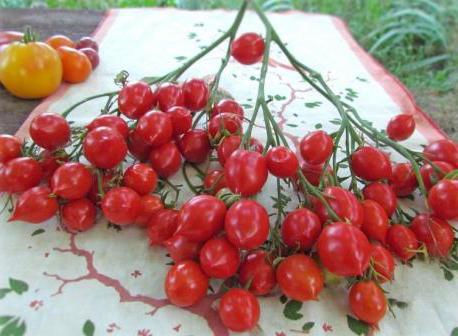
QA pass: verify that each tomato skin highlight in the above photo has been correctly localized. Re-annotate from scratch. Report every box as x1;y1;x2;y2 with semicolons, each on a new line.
156;82;185;112
182;78;209;111
350;146;392;181
9;186;58;223
61;198;96;232
386;224;419;261
386;114;415;141
83;126;127;169
362;182;397;217
136;111;173;147
218;288;260;332
101;187;141;225
30;113;70;151
428;179;458;220
281;208;321;250
149;142;182;178
239;250;276;296
3;157;42;193
199;237;240;279
349;280;387;324
300;130;333;165
50;162;93;200
118;81;155;120
231;33;265;65
360;200;389;243
266;146;299;178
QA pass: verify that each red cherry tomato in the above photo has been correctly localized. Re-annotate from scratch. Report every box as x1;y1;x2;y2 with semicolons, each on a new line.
127;129;152;162
135;111;173;147
29;113;70;151
420;161;454;190
371;244;395;283
166;106;192;136
239;250;276;296
362;182;397;217
350;146;392;181
349;280;387;324
175;195;226;242
164;235;202;262
231;33;265;65
156;82;184;112
428;179;458;220
266;146;299;178
123;163;158;195
300;130;333;165
101;187;141;225
411;213;454;257
203;169;227;195
276;254;324;301
61;198;96;232
218;288;260;332
79;47;99;69
317;222;372;276
224;149;268;197
50;162;93;200
389;163;417;197
211;99;244;119
199;237;240;279
182;78;209;111
386;224;419;261
361;200;389;243
9;186;58;223
75;36;98;52
0;135;22;163
3;157;42;193
423;139;458;168
386;114;415;141
87;171;113;204
83;126;127;169
281;208;321;250
118;81;155;119
86;115;129;138
134;194;163;227
177;129;211;163
312;186;364;227
208;113;242;140
38;149;68;182
149;142;182;178
217;135;263;166
300;162;333;187
0;164;6;192
147;208;179;245
164;260;208;307
225;199;269;249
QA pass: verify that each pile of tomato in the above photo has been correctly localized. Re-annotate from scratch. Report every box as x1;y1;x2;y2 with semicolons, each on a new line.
0;31;458;333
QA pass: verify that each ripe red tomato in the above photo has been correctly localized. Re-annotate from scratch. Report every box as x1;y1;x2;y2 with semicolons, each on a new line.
420;161;454;190
389;163;418;197
281;208;321;250
87;171;113;204
217;135;263;166
182;78;209;111
0;134;22;163
225;199;269;249
166;106;192;136
175;195;226;242
118;81;155;119
75;36;98;52
208;113;242;139
350;146;392;181
312;186;364;227
134;194;163;227
218;288;260;332
177;129;211;163
300;162;333;187
123;163;158;195
83;126;127;169
61;198;96;232
317;222;372;276
231;33;265;65
156;82;184;111
349;280;387;324
276;254;324;301
411;213;454;257
86;115;129;138
164;260;208;307
266;146;299;178
199;237;240;279
3;157;42;193
149;142;182;178
147;208;179;245
239;250;276;296
211;99;244;119
361;200;389;243
371;244;395;283
0;164;6;192
38;149;68;181
135;111;173;147
79;47;99;69
428;179;458;220
300;131;333;165
423;139;458;168
29;113;70;151
362;182;397;217
203;169;227;195
50;162;93;200
127;129;152;162
224;149;268;197
9;186;58;223
101;187;141;225
386;224;419;261
386;114;415;141
164;235;202;262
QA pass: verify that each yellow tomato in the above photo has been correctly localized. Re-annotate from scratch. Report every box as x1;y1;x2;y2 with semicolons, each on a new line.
0;40;62;99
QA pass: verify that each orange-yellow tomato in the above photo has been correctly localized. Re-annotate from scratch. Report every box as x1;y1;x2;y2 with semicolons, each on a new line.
46;34;75;50
57;46;92;84
0;41;62;99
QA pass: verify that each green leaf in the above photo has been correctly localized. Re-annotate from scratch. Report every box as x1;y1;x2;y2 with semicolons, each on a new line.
286;123;298;128
305;101;322;108
388;298;408;309
314;123;323;129
31;229;45;236
283;300;303;320
83;320;95;336
302;321;315;332
174;56;186;61
451;327;458;336
8;279;28;295
0;289;11;300
0;316;13;326
274;94;286;101
241;104;252;109
442;267;454;281
188;32;197;39
1;318;26;336
279;295;288;304
347;315;369;335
